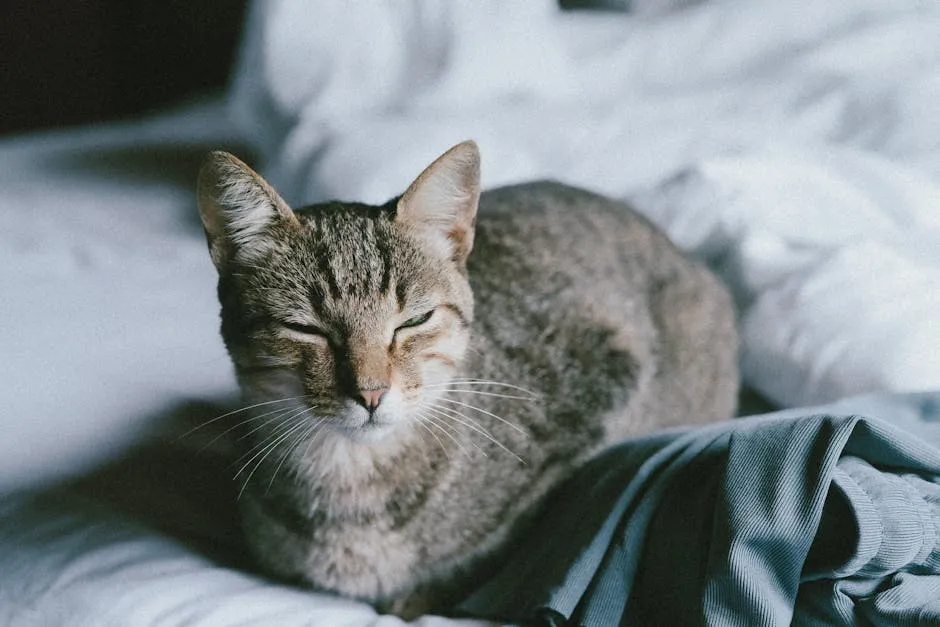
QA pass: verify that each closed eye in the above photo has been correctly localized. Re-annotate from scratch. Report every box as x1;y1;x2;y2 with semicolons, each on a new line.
397;310;434;331
282;321;325;337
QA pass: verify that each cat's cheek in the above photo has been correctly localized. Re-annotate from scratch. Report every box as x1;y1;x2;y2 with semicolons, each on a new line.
240;367;305;402
298;345;341;404
419;357;451;388
418;331;469;381
387;350;424;402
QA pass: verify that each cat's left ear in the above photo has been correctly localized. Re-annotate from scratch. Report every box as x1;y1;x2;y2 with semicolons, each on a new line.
396;141;480;267
197;151;299;271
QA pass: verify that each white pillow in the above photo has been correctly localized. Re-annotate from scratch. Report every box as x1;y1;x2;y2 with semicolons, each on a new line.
230;0;576;163
631;147;940;407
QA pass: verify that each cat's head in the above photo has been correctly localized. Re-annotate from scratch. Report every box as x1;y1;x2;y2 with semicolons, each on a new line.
198;142;480;443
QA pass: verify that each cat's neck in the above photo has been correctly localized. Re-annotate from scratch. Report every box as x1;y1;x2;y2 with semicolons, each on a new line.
285;420;449;516
301;429;413;484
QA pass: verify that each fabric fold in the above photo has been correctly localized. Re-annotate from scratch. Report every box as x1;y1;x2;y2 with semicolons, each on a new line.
460;393;940;626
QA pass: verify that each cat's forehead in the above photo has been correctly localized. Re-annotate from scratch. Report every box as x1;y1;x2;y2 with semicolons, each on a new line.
295;200;389;222
259;201;443;316
295;202;389;253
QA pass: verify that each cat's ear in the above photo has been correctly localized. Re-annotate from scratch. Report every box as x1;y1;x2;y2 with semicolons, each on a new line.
197;151;299;271
396;141;480;266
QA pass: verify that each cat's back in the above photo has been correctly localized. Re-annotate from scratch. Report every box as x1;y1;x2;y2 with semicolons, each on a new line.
472;180;687;295
470;180;710;342
468;180;738;440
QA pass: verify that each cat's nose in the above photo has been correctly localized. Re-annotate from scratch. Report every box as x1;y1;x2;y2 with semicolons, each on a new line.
358;387;388;412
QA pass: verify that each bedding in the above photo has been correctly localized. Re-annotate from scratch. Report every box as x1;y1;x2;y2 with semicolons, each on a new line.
460;392;940;624
3;0;940;624
4;393;939;626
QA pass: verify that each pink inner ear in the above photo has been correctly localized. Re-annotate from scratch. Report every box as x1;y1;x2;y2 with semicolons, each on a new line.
447;216;476;259
396;142;481;264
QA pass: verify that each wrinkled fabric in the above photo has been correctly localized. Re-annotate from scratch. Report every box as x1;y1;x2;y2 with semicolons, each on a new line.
461;393;940;626
232;0;940;411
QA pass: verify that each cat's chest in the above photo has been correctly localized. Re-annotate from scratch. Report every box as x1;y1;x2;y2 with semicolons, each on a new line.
290;461;448;600
263;488;423;600
289;433;440;523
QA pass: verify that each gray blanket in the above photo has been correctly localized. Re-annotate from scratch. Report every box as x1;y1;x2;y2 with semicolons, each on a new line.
460;392;940;626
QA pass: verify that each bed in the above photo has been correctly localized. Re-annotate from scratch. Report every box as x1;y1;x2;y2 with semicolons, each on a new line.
3;1;940;624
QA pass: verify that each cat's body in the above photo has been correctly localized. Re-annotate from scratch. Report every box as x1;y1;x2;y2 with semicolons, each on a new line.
197;142;738;617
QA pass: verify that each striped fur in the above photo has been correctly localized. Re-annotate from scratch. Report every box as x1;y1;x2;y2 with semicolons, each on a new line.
197;141;739;618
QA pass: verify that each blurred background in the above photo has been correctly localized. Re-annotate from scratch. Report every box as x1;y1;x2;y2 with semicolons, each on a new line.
0;0;689;136
0;0;248;135
2;0;939;491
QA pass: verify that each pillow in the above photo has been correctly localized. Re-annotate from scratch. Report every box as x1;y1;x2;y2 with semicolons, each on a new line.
230;0;576;165
630;147;940;407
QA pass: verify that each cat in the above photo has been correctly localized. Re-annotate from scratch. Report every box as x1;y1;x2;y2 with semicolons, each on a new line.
196;141;739;618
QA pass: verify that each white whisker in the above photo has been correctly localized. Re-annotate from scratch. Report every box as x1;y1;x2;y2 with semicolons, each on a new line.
424;404;524;464
232;414;303;472
411;414;450;459
238;403;311;440
435;396;528;436
201;402;312;451
237;417;312;499
297;418;332;461
415;410;476;458
266;415;326;492
231;403;312;468
423;403;495;438
424;388;536;401
426;379;539;398
178;395;314;439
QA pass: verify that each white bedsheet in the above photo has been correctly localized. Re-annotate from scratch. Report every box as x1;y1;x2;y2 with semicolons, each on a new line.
235;0;940;409
0;101;241;493
3;0;940;624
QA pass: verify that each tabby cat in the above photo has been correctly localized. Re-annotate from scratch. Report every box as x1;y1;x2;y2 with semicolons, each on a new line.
196;141;738;618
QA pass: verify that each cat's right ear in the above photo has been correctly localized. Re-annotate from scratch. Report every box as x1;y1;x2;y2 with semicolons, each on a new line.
197;151;299;271
396;141;481;267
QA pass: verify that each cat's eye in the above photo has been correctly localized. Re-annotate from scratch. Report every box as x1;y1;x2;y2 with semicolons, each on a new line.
398;310;434;330
282;321;325;337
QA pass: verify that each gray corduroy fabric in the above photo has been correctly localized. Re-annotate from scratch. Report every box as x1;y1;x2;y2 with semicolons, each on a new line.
460;392;940;626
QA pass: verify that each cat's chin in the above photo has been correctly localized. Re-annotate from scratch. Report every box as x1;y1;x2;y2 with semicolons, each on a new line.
330;406;405;444
337;420;398;444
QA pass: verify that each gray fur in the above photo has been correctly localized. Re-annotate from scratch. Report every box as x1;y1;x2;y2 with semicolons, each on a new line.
197;142;738;618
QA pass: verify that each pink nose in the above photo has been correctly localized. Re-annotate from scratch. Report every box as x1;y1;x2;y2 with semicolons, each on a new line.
359;387;388;412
